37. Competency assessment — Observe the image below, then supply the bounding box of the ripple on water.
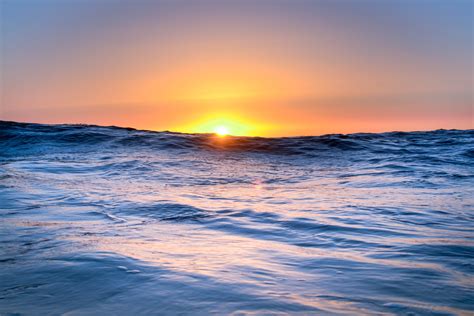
[0,121,473,314]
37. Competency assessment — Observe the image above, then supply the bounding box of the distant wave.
[1,120,473,157]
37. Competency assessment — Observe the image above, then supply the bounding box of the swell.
[1,120,473,159]
[1,121,473,314]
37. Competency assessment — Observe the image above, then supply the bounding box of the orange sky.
[1,0,472,136]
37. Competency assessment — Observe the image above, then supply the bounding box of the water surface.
[1,121,473,315]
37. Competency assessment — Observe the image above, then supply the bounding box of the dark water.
[1,120,473,315]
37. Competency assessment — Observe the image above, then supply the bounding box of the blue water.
[1,121,473,315]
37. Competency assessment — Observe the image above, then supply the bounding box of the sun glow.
[177,114,267,137]
[214,125,229,136]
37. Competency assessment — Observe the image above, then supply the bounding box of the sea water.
[1,121,473,315]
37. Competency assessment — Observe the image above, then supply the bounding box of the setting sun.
[214,125,229,136]
[176,114,267,137]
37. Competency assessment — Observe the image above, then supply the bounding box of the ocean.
[1,121,473,315]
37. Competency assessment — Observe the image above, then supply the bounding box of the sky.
[0,0,472,136]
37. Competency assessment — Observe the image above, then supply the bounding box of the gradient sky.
[1,0,472,136]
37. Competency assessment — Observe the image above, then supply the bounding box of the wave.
[1,120,474,314]
[1,120,473,157]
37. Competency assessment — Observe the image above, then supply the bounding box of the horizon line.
[1,119,472,139]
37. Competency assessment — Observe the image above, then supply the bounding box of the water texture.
[1,121,473,315]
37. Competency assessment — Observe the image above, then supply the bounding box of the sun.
[179,114,264,136]
[214,125,229,136]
